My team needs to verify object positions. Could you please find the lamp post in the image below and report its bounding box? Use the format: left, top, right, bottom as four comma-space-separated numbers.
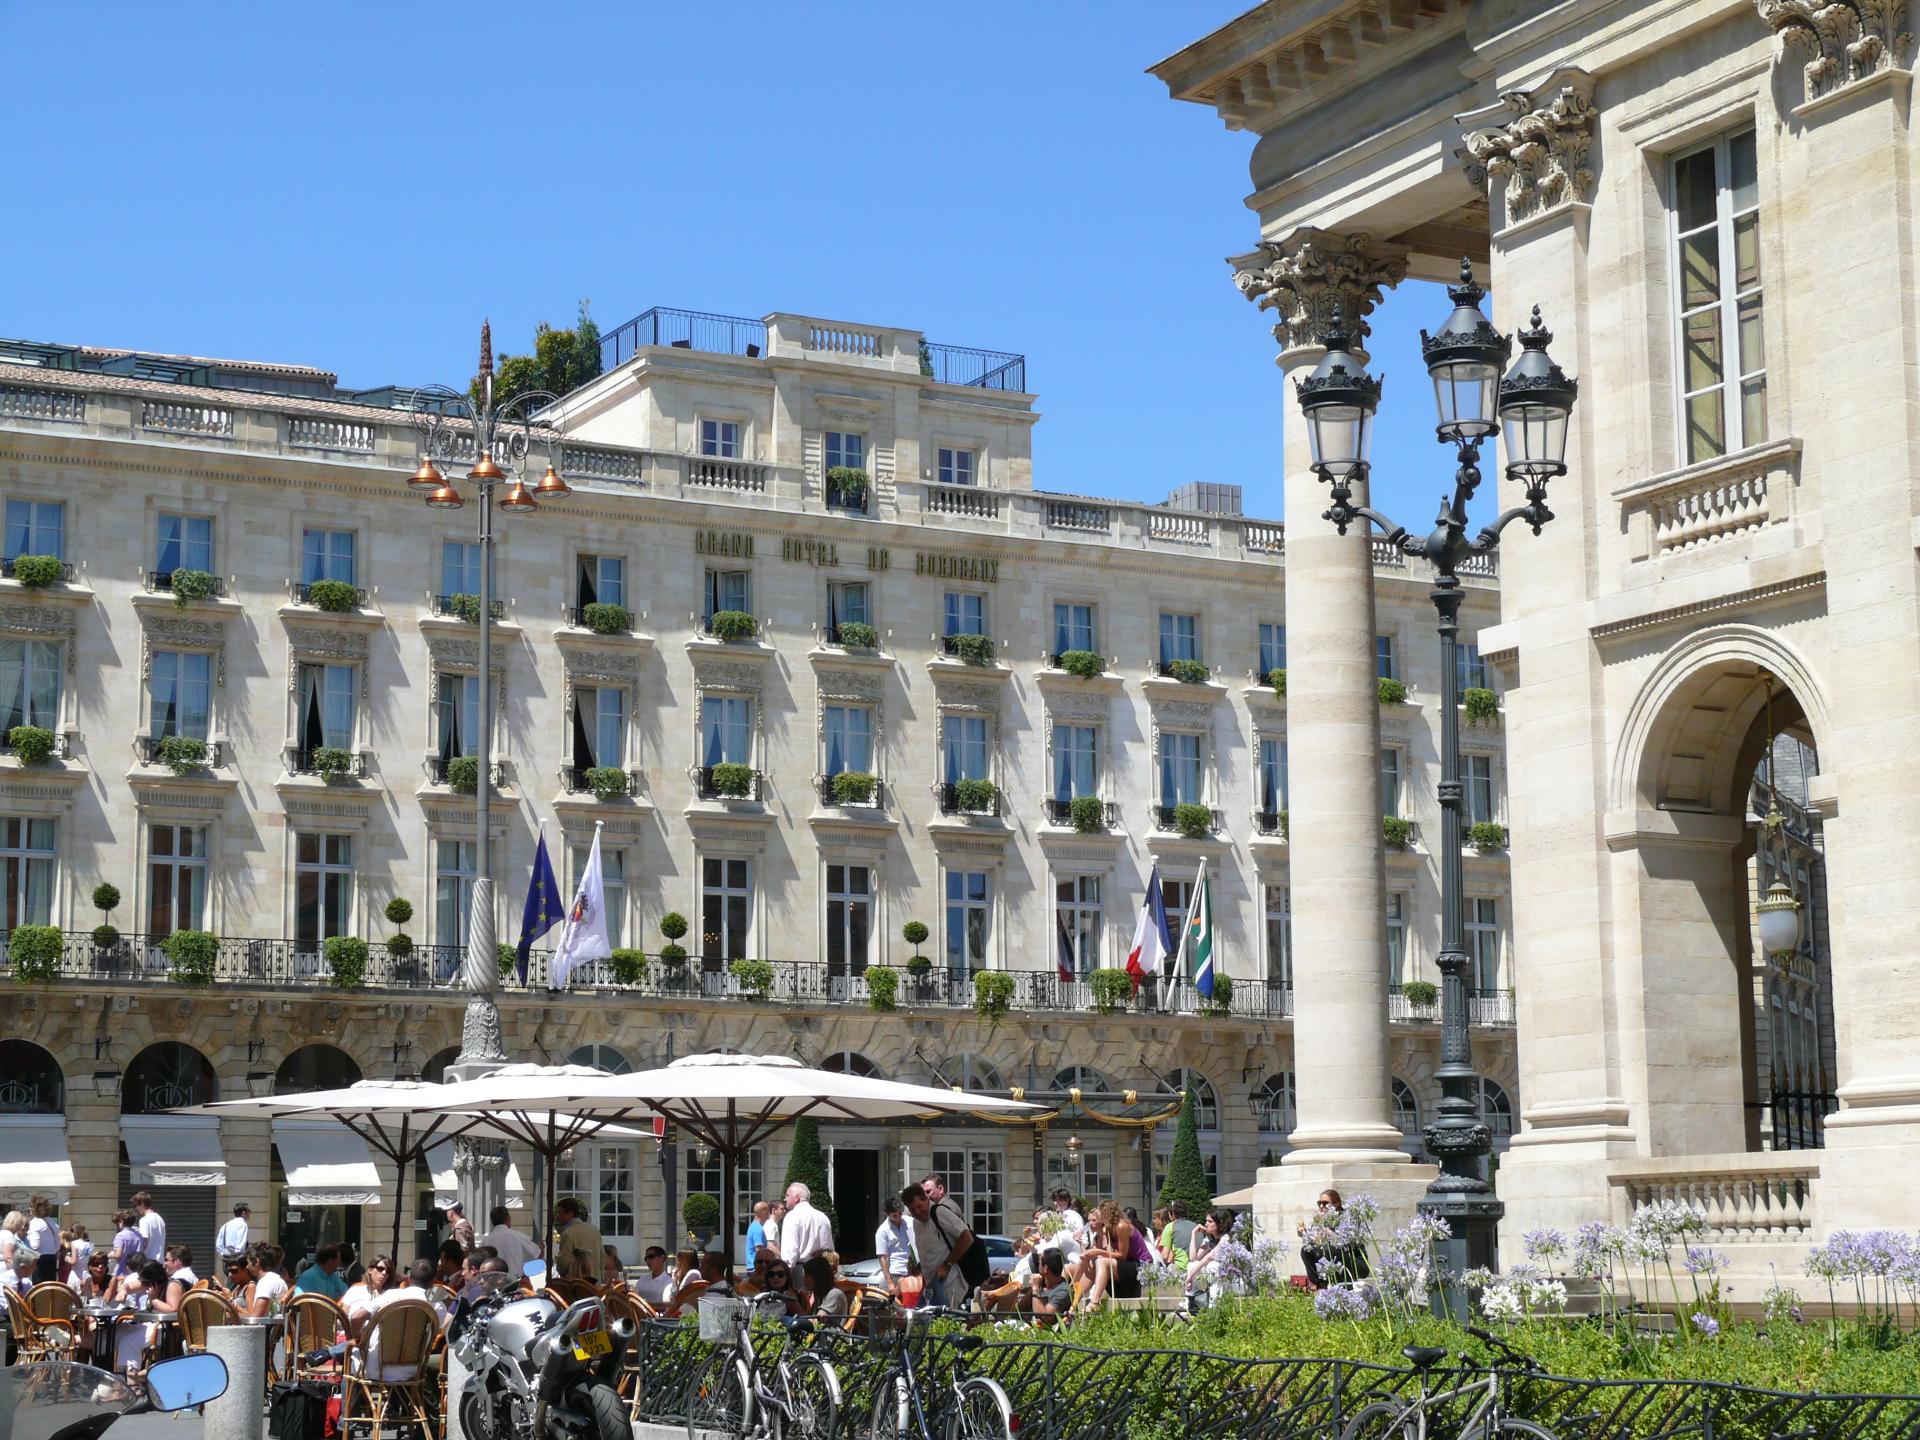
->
405, 323, 570, 1220
1295, 262, 1577, 1308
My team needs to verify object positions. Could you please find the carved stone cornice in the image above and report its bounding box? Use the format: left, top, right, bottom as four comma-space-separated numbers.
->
1230, 229, 1408, 350
560, 648, 643, 686
1458, 67, 1597, 228
1756, 0, 1912, 101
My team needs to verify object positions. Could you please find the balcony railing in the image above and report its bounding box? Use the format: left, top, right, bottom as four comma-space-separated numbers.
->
141, 400, 232, 438
599, 308, 768, 369
1153, 804, 1223, 837
817, 775, 885, 810
940, 633, 995, 661
0, 385, 86, 424
284, 746, 368, 779
286, 417, 376, 453
1044, 798, 1119, 830
0, 730, 68, 760
825, 624, 877, 649
145, 569, 226, 597
938, 782, 1001, 818
922, 483, 1000, 521
1154, 658, 1208, 680
136, 735, 224, 768
427, 756, 507, 789
568, 603, 633, 631
0, 556, 75, 583
558, 442, 647, 487
686, 456, 767, 493
1388, 985, 1515, 1028
824, 475, 868, 512
429, 593, 506, 621
922, 343, 1026, 392
1254, 809, 1287, 838
295, 581, 367, 608
565, 765, 639, 797
695, 765, 763, 801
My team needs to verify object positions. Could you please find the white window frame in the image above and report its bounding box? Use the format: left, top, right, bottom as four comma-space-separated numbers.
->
824, 430, 865, 473
1055, 873, 1102, 974
823, 703, 873, 778
293, 832, 355, 956
700, 418, 742, 459
1053, 602, 1096, 657
1259, 737, 1287, 816
149, 823, 208, 938
943, 591, 986, 637
825, 862, 873, 976
4, 500, 64, 562
1670, 126, 1764, 464
704, 568, 751, 622
1375, 633, 1397, 681
944, 868, 991, 975
700, 855, 753, 961
577, 552, 626, 610
1465, 753, 1497, 826
0, 817, 55, 932
441, 540, 482, 597
1259, 621, 1286, 678
1380, 747, 1402, 819
930, 1147, 1005, 1236
297, 661, 358, 755
943, 713, 990, 784
1158, 611, 1200, 665
301, 527, 356, 587
155, 512, 213, 576
936, 447, 976, 487
1052, 723, 1099, 801
1263, 883, 1290, 988
0, 638, 61, 734
435, 837, 478, 951
149, 650, 213, 741
573, 684, 627, 771
1386, 892, 1408, 987
1468, 896, 1502, 992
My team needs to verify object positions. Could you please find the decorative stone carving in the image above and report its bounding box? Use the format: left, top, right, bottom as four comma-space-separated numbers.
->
1756, 0, 1912, 100
691, 661, 764, 694
424, 635, 480, 668
1147, 699, 1215, 728
1231, 229, 1409, 349
139, 614, 227, 685
0, 603, 77, 641
1459, 68, 1597, 227
816, 669, 884, 702
286, 628, 370, 662
1043, 691, 1110, 722
933, 679, 1001, 710
562, 649, 642, 686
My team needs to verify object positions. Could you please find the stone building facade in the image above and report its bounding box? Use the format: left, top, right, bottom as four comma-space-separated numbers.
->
0, 311, 1514, 1263
1155, 0, 1905, 1285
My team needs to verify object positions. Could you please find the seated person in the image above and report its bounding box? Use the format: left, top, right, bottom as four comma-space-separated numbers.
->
754, 1260, 805, 1316
1027, 1249, 1072, 1321
602, 1245, 624, 1288
896, 1258, 924, 1310
801, 1255, 849, 1323
159, 1244, 198, 1310
243, 1245, 289, 1318
363, 1259, 439, 1381
114, 1261, 169, 1374
340, 1255, 392, 1342
631, 1247, 674, 1308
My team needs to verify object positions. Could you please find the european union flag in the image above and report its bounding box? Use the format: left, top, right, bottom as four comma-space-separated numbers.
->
517, 829, 562, 984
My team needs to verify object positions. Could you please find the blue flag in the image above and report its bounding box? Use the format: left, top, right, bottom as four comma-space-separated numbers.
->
517, 829, 562, 984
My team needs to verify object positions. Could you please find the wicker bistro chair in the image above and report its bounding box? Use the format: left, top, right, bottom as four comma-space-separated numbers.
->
177, 1289, 239, 1355
343, 1297, 440, 1440
286, 1292, 348, 1382
28, 1282, 80, 1331
6, 1285, 70, 1362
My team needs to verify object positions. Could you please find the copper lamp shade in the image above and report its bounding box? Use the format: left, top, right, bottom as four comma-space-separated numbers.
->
498, 479, 539, 512
407, 458, 446, 493
468, 453, 508, 484
424, 481, 465, 509
534, 463, 570, 498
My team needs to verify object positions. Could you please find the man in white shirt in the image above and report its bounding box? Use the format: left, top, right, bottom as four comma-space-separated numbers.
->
131, 1191, 166, 1268
763, 1200, 784, 1263
777, 1183, 834, 1268
480, 1205, 539, 1274
631, 1247, 674, 1307
215, 1204, 250, 1270
873, 1196, 914, 1293
26, 1195, 60, 1284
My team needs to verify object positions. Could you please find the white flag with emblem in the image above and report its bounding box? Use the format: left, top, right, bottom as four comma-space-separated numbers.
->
548, 824, 612, 990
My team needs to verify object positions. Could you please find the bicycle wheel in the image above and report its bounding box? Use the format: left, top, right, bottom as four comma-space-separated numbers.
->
1340, 1400, 1421, 1440
951, 1377, 1013, 1440
869, 1371, 912, 1440
686, 1353, 753, 1440
781, 1352, 841, 1440
1496, 1421, 1562, 1440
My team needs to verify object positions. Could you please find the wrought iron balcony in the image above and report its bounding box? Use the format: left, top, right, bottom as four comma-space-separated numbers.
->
1388, 985, 1516, 1028
938, 782, 1000, 817
430, 593, 506, 621
922, 342, 1026, 392
818, 775, 885, 809
695, 765, 763, 801
0, 557, 74, 583
941, 633, 995, 661
565, 765, 639, 797
295, 581, 368, 608
136, 735, 224, 768
1155, 658, 1209, 679
0, 729, 68, 760
1153, 804, 1223, 837
426, 755, 507, 789
1254, 809, 1288, 837
145, 569, 225, 597
284, 746, 368, 779
1044, 797, 1119, 830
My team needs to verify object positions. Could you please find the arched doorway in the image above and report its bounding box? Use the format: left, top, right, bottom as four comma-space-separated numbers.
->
271, 1045, 369, 1265
120, 1043, 224, 1265
0, 1041, 72, 1215
275, 1044, 362, 1096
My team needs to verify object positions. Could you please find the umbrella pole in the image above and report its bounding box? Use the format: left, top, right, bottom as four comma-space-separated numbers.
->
392, 1116, 411, 1262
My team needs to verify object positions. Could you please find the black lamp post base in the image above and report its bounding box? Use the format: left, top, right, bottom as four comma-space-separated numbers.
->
1420, 1190, 1504, 1322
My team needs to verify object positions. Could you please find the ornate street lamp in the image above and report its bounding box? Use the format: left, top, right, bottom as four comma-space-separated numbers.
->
1297, 261, 1577, 1311
405, 323, 570, 1220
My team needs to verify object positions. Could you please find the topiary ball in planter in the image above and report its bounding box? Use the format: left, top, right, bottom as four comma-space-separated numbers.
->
92, 923, 121, 951
831, 771, 877, 805
305, 579, 359, 613
608, 948, 647, 986
10, 555, 63, 589
709, 762, 754, 798
1059, 649, 1105, 678
312, 745, 355, 779
658, 942, 688, 971
445, 756, 479, 794
946, 633, 994, 665
1269, 668, 1287, 697
866, 964, 899, 1012
581, 602, 632, 635
92, 882, 121, 916
386, 932, 414, 959
682, 1191, 721, 1240
449, 592, 484, 624
1402, 979, 1440, 1009
833, 620, 877, 649
660, 911, 690, 943
323, 935, 369, 990
385, 897, 413, 926
906, 954, 932, 977
1174, 802, 1214, 838
953, 777, 996, 814
1377, 676, 1408, 706
8, 725, 55, 765
157, 735, 209, 775
169, 568, 218, 606
8, 924, 63, 985
901, 919, 929, 950
1167, 658, 1210, 685
708, 610, 757, 642
584, 765, 630, 800
1069, 795, 1106, 834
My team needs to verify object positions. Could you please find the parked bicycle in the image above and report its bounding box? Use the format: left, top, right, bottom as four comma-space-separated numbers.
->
685, 1291, 841, 1440
868, 1305, 1014, 1440
1339, 1326, 1561, 1440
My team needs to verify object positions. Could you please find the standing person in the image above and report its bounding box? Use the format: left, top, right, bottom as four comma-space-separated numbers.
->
873, 1195, 914, 1294
902, 1181, 978, 1310
444, 1200, 475, 1252
130, 1191, 166, 1268
68, 1223, 94, 1277
744, 1201, 771, 1270
762, 1199, 784, 1263
215, 1203, 250, 1271
26, 1195, 61, 1282
550, 1198, 603, 1283
777, 1183, 833, 1269
109, 1210, 142, 1279
480, 1204, 540, 1274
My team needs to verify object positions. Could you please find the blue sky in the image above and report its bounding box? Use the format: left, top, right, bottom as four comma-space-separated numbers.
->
3, 2, 1478, 528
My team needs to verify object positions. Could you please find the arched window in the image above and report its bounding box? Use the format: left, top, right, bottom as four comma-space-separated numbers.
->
0, 1040, 63, 1114
123, 1043, 218, 1113
1051, 1066, 1110, 1094
275, 1044, 361, 1096
1391, 1079, 1421, 1143
1253, 1074, 1295, 1136
931, 1055, 1003, 1092
1169, 1068, 1219, 1131
568, 1044, 631, 1075
821, 1051, 882, 1079
422, 1046, 460, 1084
1480, 1078, 1514, 1140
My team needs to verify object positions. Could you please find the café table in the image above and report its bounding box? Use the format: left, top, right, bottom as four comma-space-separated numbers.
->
78, 1304, 178, 1372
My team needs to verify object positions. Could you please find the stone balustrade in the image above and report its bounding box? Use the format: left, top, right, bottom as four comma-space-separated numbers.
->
1616, 438, 1803, 563
0, 384, 86, 424
1609, 1152, 1820, 1243
286, 416, 376, 453
141, 399, 233, 438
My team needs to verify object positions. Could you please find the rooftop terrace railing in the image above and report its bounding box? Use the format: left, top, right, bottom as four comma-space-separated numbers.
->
599, 307, 769, 368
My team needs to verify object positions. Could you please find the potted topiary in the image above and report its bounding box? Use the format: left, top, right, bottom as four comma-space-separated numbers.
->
92, 883, 122, 955
953, 777, 996, 814
1268, 668, 1286, 697
708, 610, 757, 642
305, 579, 359, 613
709, 762, 754, 799
1383, 816, 1414, 848
659, 913, 690, 982
1378, 676, 1408, 705
1174, 802, 1214, 839
1203, 974, 1235, 1014
833, 620, 877, 650
157, 735, 209, 775
608, 948, 647, 986
1402, 979, 1440, 1012
1089, 968, 1133, 1015
323, 935, 369, 990
312, 745, 355, 780
9, 555, 63, 589
865, 964, 899, 1012
1166, 658, 1210, 685
1059, 649, 1105, 679
7, 924, 62, 985
164, 929, 218, 986
682, 1192, 721, 1248
445, 756, 479, 794
1469, 821, 1509, 852
946, 633, 994, 666
729, 956, 774, 999
7, 725, 55, 765
169, 569, 218, 607
584, 766, 630, 800
581, 602, 632, 635
901, 921, 931, 985
1069, 795, 1105, 834
825, 466, 869, 508
384, 898, 415, 967
1463, 687, 1499, 725
831, 771, 877, 806
449, 592, 484, 624
974, 971, 1015, 1027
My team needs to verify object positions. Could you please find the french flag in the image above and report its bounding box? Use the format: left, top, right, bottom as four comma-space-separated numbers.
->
1125, 865, 1174, 994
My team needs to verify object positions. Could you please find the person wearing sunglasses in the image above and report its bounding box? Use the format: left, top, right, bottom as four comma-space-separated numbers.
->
758, 1259, 805, 1315
341, 1254, 392, 1341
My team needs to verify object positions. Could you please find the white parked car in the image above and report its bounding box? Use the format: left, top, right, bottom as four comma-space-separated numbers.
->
837, 1233, 1019, 1288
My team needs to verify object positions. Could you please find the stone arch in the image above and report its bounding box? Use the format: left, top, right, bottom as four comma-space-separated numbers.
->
0, 1040, 63, 1114
123, 1041, 218, 1113
275, 1043, 362, 1095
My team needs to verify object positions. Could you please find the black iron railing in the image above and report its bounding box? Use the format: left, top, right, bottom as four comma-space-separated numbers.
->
941, 633, 995, 660
1153, 804, 1223, 836
284, 746, 368, 779
136, 735, 223, 768
295, 581, 368, 608
1749, 1087, 1839, 1150
695, 765, 762, 801
599, 308, 768, 369
145, 569, 225, 597
818, 775, 884, 809
1254, 809, 1287, 837
923, 342, 1027, 392
1, 557, 74, 583
1044, 797, 1118, 830
427, 755, 507, 789
430, 593, 506, 621
565, 765, 638, 797
938, 782, 1000, 817
1155, 658, 1207, 679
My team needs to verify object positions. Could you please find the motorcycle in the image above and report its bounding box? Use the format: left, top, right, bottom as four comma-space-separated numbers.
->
453, 1259, 633, 1440
0, 1352, 228, 1440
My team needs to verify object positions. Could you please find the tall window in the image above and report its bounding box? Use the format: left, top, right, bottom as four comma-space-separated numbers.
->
301, 529, 355, 586
827, 580, 869, 634
1169, 1069, 1219, 1130
1259, 738, 1287, 816
574, 846, 626, 947
1468, 898, 1502, 991
1161, 878, 1195, 936
825, 431, 864, 472
701, 857, 751, 961
149, 652, 212, 740
1158, 612, 1199, 665
557, 1145, 638, 1251
1259, 622, 1286, 677
1255, 1073, 1296, 1136
1386, 893, 1407, 987
1053, 603, 1095, 656
823, 705, 872, 777
1392, 1079, 1421, 1146
436, 673, 480, 760
294, 833, 353, 952
149, 824, 207, 938
826, 863, 872, 976
930, 1148, 1004, 1236
1375, 634, 1397, 680
1380, 748, 1402, 818
700, 419, 741, 458
436, 839, 478, 950
441, 541, 481, 597
701, 696, 752, 767
4, 501, 62, 562
0, 818, 54, 933
703, 569, 750, 622
1481, 1079, 1515, 1141
297, 662, 356, 756
1264, 884, 1290, 987
944, 592, 985, 637
573, 687, 626, 769
0, 639, 60, 734
937, 447, 975, 487
943, 714, 988, 783
155, 513, 212, 576
1056, 875, 1101, 974
945, 871, 990, 975
1160, 732, 1202, 807
1673, 127, 1763, 463
1465, 754, 1496, 825
1053, 724, 1098, 801
1456, 642, 1487, 692
577, 554, 625, 609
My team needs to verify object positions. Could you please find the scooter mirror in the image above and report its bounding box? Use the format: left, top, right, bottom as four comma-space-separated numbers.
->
147, 1353, 230, 1411
523, 1257, 548, 1291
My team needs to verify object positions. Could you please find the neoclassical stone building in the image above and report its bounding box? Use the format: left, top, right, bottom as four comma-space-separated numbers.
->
1156, 0, 1902, 1282
0, 312, 1515, 1263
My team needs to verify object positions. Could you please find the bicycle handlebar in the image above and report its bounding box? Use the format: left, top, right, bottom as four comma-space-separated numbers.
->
1464, 1325, 1541, 1370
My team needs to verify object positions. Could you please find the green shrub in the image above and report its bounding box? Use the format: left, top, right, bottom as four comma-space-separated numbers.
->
1166, 658, 1210, 685
901, 920, 929, 955
946, 632, 994, 665
164, 929, 218, 986
833, 620, 877, 649
305, 579, 359, 613
825, 465, 869, 505
580, 601, 632, 635
1070, 795, 1106, 833
708, 610, 756, 642
608, 948, 647, 985
386, 932, 413, 959
660, 912, 690, 943
385, 898, 414, 957
169, 568, 218, 606
7, 725, 54, 765
311, 745, 354, 778
783, 1117, 838, 1231
1206, 974, 1234, 1012
974, 970, 1015, 1026
729, 956, 774, 998
1402, 979, 1440, 1008
157, 735, 208, 775
584, 765, 629, 799
1059, 649, 1105, 678
1383, 815, 1414, 848
1268, 667, 1286, 696
831, 770, 877, 805
1463, 686, 1499, 725
1089, 968, 1134, 1015
865, 964, 899, 1012
10, 555, 63, 589
1158, 1090, 1213, 1216
92, 883, 121, 917
385, 897, 414, 926
953, 777, 997, 813
1276, 810, 1289, 839
8, 924, 62, 985
1174, 802, 1214, 838
1469, 820, 1509, 851
496, 943, 518, 977
708, 762, 754, 798
1378, 676, 1408, 705
448, 592, 483, 624
906, 954, 932, 976
92, 924, 120, 950
445, 755, 479, 793
659, 942, 688, 969
682, 1191, 721, 1236
324, 935, 369, 990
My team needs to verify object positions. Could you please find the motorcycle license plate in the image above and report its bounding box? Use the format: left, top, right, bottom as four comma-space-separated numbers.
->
573, 1327, 612, 1360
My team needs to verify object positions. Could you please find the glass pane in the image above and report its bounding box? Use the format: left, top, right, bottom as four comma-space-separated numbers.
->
1733, 212, 1760, 293
1737, 291, 1765, 377
1686, 387, 1727, 464
1683, 307, 1723, 391
1680, 229, 1720, 310
1729, 130, 1757, 212
1674, 148, 1718, 233
1741, 377, 1768, 446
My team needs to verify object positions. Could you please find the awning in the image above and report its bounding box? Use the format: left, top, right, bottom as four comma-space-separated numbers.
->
123, 1114, 228, 1188
273, 1119, 382, 1207
1212, 1185, 1260, 1208
426, 1141, 527, 1211
0, 1116, 75, 1204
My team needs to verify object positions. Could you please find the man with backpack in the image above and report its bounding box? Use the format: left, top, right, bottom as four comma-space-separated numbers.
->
903, 1176, 986, 1308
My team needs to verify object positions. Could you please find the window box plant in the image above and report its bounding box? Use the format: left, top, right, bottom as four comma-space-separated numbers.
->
170, 568, 219, 607
1166, 658, 1210, 685
1069, 795, 1106, 834
1202, 974, 1234, 1014
608, 948, 647, 986
158, 735, 209, 776
729, 956, 774, 999
8, 924, 62, 985
10, 555, 63, 589
831, 770, 877, 805
581, 602, 632, 635
866, 964, 899, 1012
974, 970, 1014, 1026
1268, 668, 1286, 697
1463, 686, 1499, 725
305, 579, 359, 613
1402, 979, 1440, 1010
1378, 676, 1408, 705
449, 592, 484, 624
7, 725, 54, 765
323, 935, 369, 990
708, 610, 757, 642
1174, 802, 1214, 839
1089, 967, 1133, 1015
709, 762, 754, 799
1469, 821, 1509, 852
312, 746, 355, 780
584, 765, 630, 800
445, 755, 479, 794
833, 620, 877, 650
384, 898, 414, 960
946, 633, 994, 666
825, 465, 869, 508
953, 777, 996, 814
164, 928, 218, 986
1058, 649, 1105, 678
1383, 815, 1414, 848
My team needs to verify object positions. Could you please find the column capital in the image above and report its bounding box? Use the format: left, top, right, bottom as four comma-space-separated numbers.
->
1230, 228, 1408, 352
1756, 0, 1911, 103
1456, 66, 1596, 230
